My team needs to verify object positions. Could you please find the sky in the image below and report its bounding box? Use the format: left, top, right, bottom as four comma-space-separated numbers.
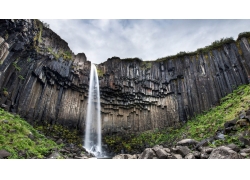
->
41, 19, 250, 64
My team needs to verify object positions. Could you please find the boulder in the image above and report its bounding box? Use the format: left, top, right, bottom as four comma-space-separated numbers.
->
2, 120, 9, 124
185, 153, 195, 159
239, 148, 250, 154
238, 136, 250, 146
9, 129, 17, 133
209, 146, 239, 159
1, 104, 7, 108
56, 139, 63, 145
195, 137, 214, 149
214, 133, 225, 140
239, 153, 248, 158
176, 146, 191, 157
155, 149, 168, 159
176, 139, 198, 146
171, 154, 182, 159
28, 133, 35, 140
200, 153, 209, 159
226, 143, 240, 152
239, 112, 246, 119
140, 148, 155, 159
152, 145, 163, 152
163, 148, 171, 153
112, 154, 137, 159
74, 155, 89, 159
170, 147, 178, 154
0, 150, 11, 158
246, 110, 250, 116
201, 147, 213, 154
193, 151, 201, 159
224, 127, 235, 134
236, 119, 250, 127
48, 152, 63, 159
224, 119, 237, 128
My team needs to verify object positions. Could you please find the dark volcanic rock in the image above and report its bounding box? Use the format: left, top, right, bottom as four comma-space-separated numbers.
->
238, 136, 250, 146
226, 143, 240, 152
224, 119, 237, 128
0, 19, 250, 136
0, 149, 11, 158
176, 146, 191, 157
177, 139, 198, 147
195, 137, 214, 149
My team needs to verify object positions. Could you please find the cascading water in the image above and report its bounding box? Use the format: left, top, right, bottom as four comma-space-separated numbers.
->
84, 63, 102, 157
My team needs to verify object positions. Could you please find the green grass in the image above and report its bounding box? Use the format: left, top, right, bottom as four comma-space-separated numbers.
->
156, 37, 235, 62
12, 62, 21, 71
0, 108, 61, 159
18, 75, 25, 80
47, 48, 73, 61
34, 123, 82, 147
141, 61, 152, 70
104, 84, 250, 153
47, 47, 59, 60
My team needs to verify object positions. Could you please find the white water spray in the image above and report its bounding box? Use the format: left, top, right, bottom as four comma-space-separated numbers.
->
84, 64, 102, 156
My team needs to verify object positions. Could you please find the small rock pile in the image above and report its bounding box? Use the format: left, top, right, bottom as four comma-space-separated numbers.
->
112, 139, 249, 159
46, 143, 95, 159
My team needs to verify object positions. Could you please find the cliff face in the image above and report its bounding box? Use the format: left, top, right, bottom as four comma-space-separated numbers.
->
1, 19, 250, 135
0, 19, 91, 131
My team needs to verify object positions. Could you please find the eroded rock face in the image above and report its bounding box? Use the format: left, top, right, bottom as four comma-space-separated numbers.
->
1, 19, 250, 135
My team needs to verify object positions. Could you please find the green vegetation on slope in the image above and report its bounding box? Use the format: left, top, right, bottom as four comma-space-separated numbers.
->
104, 84, 250, 154
35, 123, 82, 147
156, 37, 235, 62
0, 108, 61, 159
47, 47, 73, 61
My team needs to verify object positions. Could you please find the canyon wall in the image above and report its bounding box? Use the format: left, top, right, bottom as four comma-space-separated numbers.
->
1, 19, 250, 135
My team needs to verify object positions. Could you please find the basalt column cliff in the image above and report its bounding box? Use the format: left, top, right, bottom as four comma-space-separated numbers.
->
1, 19, 250, 135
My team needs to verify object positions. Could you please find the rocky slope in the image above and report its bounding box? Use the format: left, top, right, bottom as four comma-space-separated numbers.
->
1, 19, 250, 137
112, 140, 248, 159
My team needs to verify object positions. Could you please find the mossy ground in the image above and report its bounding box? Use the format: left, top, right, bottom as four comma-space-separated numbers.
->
0, 108, 61, 159
104, 84, 250, 154
34, 123, 82, 147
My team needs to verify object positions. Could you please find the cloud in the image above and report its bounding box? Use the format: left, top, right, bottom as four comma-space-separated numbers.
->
41, 19, 250, 64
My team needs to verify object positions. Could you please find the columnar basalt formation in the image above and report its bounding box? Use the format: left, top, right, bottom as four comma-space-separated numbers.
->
0, 19, 250, 136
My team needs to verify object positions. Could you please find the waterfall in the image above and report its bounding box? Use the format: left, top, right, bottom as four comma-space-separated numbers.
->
84, 63, 102, 157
